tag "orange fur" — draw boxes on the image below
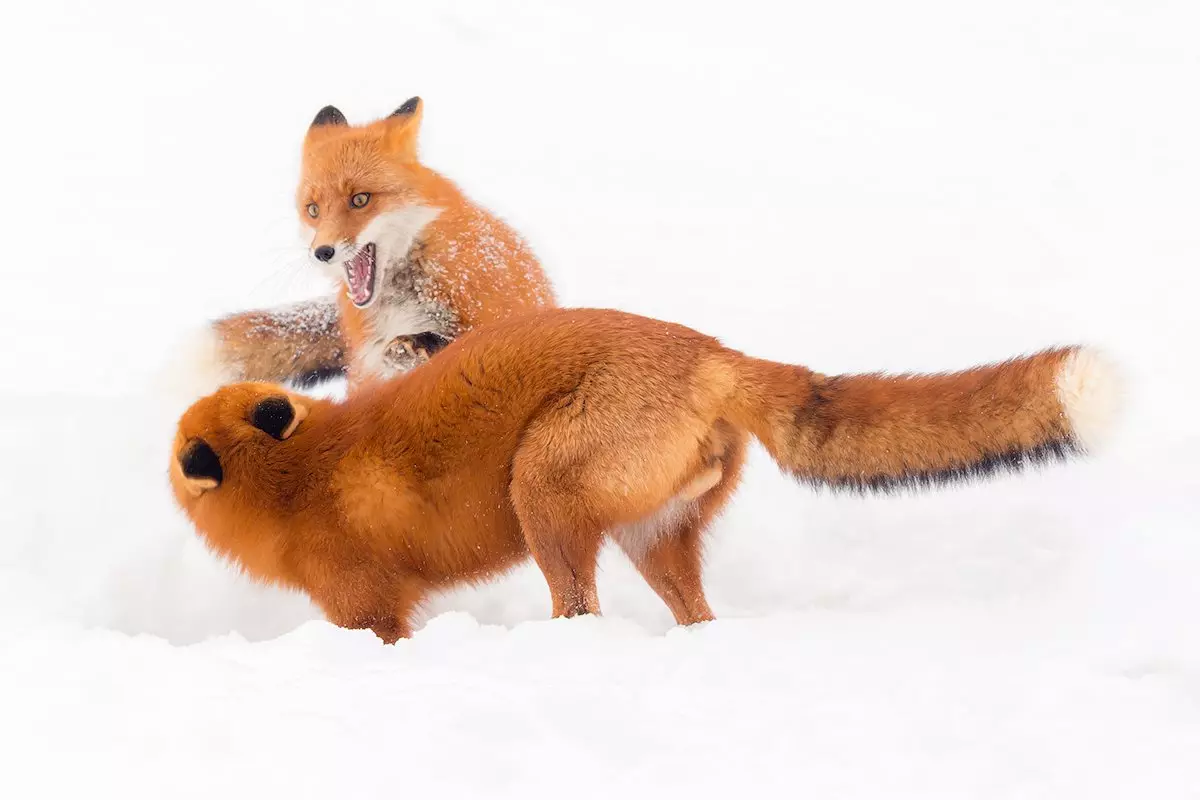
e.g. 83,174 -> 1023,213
171,309 -> 1110,641
203,98 -> 554,392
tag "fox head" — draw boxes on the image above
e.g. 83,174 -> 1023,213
298,97 -> 448,309
170,383 -> 313,504
170,383 -> 327,582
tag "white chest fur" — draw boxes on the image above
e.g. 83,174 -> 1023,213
354,297 -> 443,378
347,204 -> 453,379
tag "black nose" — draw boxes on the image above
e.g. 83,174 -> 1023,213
314,245 -> 336,262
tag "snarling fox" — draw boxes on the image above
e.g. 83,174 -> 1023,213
170,308 -> 1119,642
177,97 -> 554,397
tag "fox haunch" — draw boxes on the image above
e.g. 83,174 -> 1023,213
170,309 -> 1119,642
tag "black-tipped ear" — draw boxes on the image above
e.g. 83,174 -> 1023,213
181,440 -> 222,485
311,105 -> 348,127
250,397 -> 298,440
392,96 -> 421,118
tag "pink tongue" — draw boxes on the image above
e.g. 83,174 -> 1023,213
345,248 -> 373,304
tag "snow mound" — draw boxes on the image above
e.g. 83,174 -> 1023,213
1,0 -> 1198,796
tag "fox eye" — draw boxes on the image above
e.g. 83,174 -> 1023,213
350,192 -> 371,209
306,202 -> 319,218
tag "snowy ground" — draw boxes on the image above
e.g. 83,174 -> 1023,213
2,1 -> 1199,797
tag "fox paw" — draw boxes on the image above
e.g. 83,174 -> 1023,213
382,332 -> 452,371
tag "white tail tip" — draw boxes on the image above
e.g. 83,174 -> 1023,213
1056,346 -> 1122,453
155,325 -> 239,411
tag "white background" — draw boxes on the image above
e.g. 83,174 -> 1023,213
0,1 -> 1197,797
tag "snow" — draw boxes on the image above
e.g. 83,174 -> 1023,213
2,0 -> 1199,797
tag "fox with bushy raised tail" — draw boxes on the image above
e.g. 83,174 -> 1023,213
170,309 -> 1120,642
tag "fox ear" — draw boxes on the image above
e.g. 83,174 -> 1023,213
391,97 -> 421,118
249,395 -> 309,441
385,97 -> 423,160
311,105 -> 348,128
179,439 -> 222,496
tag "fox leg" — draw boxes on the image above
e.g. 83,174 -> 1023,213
367,616 -> 413,645
620,516 -> 715,626
509,376 -> 745,622
317,573 -> 426,643
617,427 -> 748,626
382,331 -> 453,371
529,530 -> 603,619
509,456 -> 604,617
512,498 -> 604,618
321,604 -> 412,644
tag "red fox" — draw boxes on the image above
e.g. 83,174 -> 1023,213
170,308 -> 1119,642
175,97 -> 554,397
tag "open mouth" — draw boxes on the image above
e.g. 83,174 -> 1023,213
343,243 -> 377,308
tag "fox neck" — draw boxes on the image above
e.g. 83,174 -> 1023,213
337,198 -> 462,382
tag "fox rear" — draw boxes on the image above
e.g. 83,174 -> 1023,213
171,309 -> 1119,641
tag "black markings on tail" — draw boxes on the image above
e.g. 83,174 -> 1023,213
290,364 -> 347,389
802,436 -> 1084,495
792,374 -> 839,449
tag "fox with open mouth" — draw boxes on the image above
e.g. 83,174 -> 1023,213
176,97 -> 555,395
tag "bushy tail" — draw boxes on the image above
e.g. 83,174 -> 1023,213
159,298 -> 347,411
727,347 -> 1119,492
211,298 -> 347,388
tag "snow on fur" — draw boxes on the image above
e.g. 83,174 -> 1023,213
0,1 -> 1196,798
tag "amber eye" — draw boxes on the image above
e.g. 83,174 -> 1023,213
306,202 -> 319,219
350,192 -> 371,209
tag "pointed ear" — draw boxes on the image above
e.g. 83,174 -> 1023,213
179,439 -> 222,497
306,105 -> 348,147
392,96 -> 421,118
311,105 -> 348,128
384,97 -> 423,161
249,395 -> 309,440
